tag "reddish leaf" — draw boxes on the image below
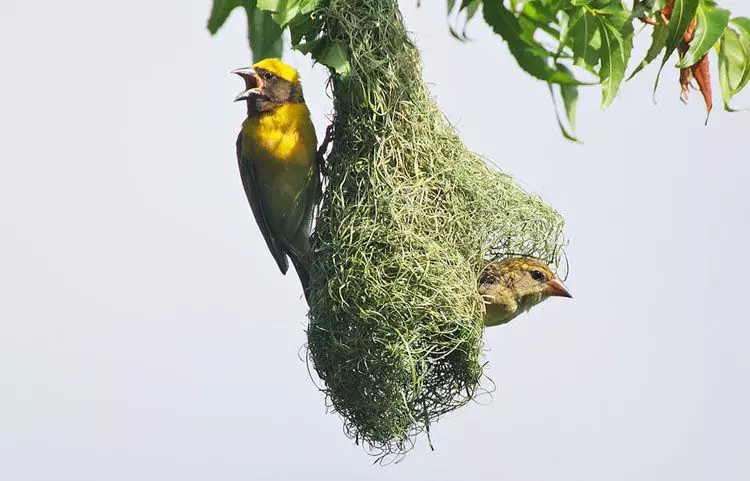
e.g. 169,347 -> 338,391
683,16 -> 698,43
662,0 -> 675,21
679,17 -> 698,104
680,65 -> 692,103
672,9 -> 712,123
692,54 -> 713,123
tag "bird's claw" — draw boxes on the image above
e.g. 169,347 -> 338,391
317,123 -> 335,177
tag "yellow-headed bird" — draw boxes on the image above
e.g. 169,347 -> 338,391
232,58 -> 319,301
479,257 -> 572,327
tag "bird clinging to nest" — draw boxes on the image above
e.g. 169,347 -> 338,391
232,58 -> 320,301
479,257 -> 572,327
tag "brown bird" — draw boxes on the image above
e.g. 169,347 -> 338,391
479,257 -> 572,327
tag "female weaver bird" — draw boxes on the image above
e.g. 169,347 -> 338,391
232,58 -> 320,301
479,257 -> 572,327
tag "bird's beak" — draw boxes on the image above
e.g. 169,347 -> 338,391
232,67 -> 260,102
543,278 -> 573,298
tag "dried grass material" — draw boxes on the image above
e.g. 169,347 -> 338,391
306,0 -> 564,457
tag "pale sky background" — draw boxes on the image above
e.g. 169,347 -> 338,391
1,1 -> 749,480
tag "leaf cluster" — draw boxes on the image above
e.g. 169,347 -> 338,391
208,0 -> 748,139
445,0 -> 749,138
207,0 -> 349,73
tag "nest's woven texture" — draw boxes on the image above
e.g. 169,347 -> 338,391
307,0 -> 564,456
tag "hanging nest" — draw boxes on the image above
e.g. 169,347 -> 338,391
306,0 -> 564,457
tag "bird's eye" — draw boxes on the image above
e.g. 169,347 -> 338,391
530,270 -> 546,282
261,71 -> 274,80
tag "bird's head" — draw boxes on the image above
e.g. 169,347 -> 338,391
480,257 -> 571,326
498,258 -> 571,303
232,58 -> 304,114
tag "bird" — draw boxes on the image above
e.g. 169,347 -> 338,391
479,257 -> 572,327
232,58 -> 320,302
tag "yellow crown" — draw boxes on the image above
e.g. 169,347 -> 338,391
252,58 -> 300,84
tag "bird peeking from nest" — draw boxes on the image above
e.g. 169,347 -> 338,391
479,257 -> 572,327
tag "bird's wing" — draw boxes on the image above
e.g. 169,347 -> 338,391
236,133 -> 290,274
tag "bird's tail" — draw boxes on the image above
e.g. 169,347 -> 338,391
289,252 -> 312,304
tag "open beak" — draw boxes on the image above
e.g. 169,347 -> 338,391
231,67 -> 260,102
543,278 -> 573,298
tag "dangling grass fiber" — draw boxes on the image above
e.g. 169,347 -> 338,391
307,0 -> 565,458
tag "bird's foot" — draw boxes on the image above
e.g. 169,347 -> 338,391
317,123 -> 335,176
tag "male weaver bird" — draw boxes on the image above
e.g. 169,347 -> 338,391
232,58 -> 320,301
479,257 -> 572,327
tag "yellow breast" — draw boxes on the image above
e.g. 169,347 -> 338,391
241,103 -> 317,165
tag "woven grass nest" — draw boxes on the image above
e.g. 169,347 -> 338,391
306,0 -> 565,457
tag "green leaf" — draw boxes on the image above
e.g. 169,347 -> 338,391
676,0 -> 729,68
561,83 -> 579,134
256,0 -> 317,28
729,18 -> 750,95
482,0 -> 584,85
519,16 -> 560,40
272,5 -> 302,27
288,9 -> 320,45
449,0 -> 478,43
724,28 -> 747,92
317,41 -> 351,76
293,38 -> 322,55
549,63 -> 582,142
464,0 -> 481,22
549,84 -> 582,143
257,0 -> 283,10
628,21 -> 668,79
258,0 -> 299,27
519,0 -> 561,39
522,1 -> 558,25
597,15 -> 632,108
207,0 -> 283,60
247,4 -> 284,61
656,0 -> 699,86
568,8 -> 600,70
207,0 -> 245,35
732,17 -> 750,36
717,28 -> 745,111
556,9 -> 571,54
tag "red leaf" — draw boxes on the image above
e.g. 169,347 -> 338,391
691,54 -> 713,124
